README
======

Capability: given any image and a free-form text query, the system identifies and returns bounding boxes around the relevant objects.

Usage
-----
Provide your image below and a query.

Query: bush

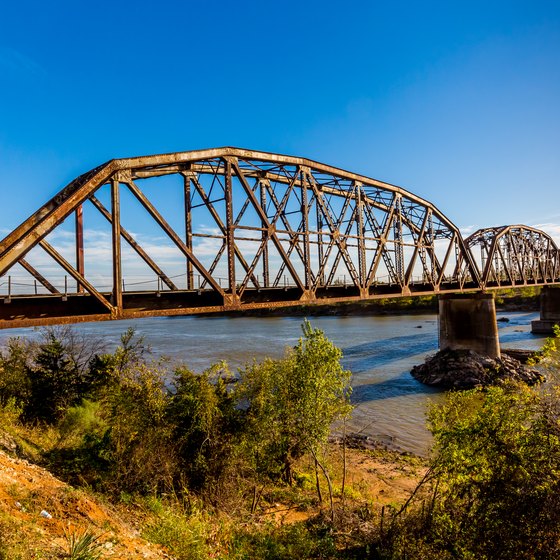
[229,520,338,560]
[0,327,107,424]
[239,321,352,485]
[427,383,560,559]
[0,338,32,408]
[143,502,212,560]
[168,362,241,498]
[376,381,560,559]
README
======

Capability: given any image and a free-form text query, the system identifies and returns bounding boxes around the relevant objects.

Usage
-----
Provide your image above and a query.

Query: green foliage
[1,322,353,500]
[65,529,103,560]
[57,400,104,447]
[428,383,560,558]
[493,286,541,306]
[377,381,560,559]
[0,398,23,430]
[528,324,560,372]
[0,327,107,424]
[239,320,352,484]
[143,505,211,560]
[229,521,338,560]
[98,358,175,494]
[41,329,174,493]
[0,338,32,408]
[292,321,353,449]
[168,362,240,495]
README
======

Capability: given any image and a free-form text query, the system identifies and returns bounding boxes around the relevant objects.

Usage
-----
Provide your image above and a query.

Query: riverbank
[0,434,425,559]
[0,312,556,558]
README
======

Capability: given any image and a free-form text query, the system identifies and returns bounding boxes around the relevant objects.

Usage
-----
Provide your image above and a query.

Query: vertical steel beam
[224,159,236,296]
[259,177,270,287]
[393,195,404,285]
[300,167,311,290]
[183,173,194,290]
[75,205,84,293]
[316,193,324,287]
[111,178,122,310]
[356,183,366,289]
[428,214,435,283]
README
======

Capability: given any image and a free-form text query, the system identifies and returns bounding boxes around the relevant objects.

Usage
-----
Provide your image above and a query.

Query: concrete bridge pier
[531,286,560,334]
[438,293,500,358]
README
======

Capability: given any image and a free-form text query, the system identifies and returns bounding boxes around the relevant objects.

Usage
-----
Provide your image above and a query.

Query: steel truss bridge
[0,147,558,328]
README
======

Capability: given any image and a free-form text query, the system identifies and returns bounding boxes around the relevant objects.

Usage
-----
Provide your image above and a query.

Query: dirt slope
[0,449,169,559]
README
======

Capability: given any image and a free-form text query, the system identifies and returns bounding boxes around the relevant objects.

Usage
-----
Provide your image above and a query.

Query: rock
[502,348,537,364]
[410,348,545,389]
[0,433,17,454]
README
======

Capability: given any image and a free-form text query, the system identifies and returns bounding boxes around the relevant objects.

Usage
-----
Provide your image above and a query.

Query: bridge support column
[439,293,500,358]
[531,286,560,334]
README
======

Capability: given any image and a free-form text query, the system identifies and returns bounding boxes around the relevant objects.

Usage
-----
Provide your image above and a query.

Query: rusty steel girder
[0,147,556,328]
[465,225,560,288]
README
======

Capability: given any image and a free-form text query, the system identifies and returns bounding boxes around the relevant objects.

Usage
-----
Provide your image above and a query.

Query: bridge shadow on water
[341,332,441,404]
[351,371,442,404]
[341,332,437,374]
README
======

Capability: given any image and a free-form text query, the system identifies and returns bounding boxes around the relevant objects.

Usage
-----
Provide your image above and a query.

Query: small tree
[26,331,80,422]
[0,338,32,408]
[239,320,352,511]
[375,327,560,558]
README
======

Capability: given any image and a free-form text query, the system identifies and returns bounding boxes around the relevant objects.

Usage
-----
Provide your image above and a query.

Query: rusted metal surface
[75,205,84,292]
[0,148,558,328]
[19,259,59,294]
[89,195,178,290]
[111,178,123,309]
[464,225,560,287]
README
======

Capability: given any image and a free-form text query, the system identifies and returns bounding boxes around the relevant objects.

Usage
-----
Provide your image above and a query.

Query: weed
[143,506,211,560]
[65,528,104,560]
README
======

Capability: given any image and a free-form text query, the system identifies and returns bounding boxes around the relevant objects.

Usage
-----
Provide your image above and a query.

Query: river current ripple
[0,311,544,456]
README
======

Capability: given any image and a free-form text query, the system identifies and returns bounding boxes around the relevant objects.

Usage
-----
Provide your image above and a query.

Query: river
[0,310,545,456]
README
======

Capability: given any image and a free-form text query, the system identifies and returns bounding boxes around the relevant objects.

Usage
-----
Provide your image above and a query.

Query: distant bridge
[0,147,558,328]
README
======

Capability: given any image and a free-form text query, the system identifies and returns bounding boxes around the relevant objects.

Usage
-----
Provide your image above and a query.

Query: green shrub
[377,381,560,559]
[238,321,352,485]
[426,383,560,559]
[167,362,242,501]
[229,521,338,560]
[99,360,176,494]
[0,327,107,424]
[0,338,32,408]
[65,528,103,560]
[143,505,211,560]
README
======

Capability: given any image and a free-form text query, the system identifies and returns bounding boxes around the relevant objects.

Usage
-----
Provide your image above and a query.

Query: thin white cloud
[0,47,46,77]
[459,225,477,236]
[531,223,560,246]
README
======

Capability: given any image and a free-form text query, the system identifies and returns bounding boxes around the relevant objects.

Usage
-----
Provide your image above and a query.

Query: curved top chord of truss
[0,147,555,327]
[465,225,560,288]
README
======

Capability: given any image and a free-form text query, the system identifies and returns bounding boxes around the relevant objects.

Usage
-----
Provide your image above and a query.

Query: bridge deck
[0,282,552,329]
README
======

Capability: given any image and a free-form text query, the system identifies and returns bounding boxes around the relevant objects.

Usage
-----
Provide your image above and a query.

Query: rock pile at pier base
[411,349,545,389]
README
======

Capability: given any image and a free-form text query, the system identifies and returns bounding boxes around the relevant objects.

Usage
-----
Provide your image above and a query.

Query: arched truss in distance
[0,147,481,324]
[465,225,560,288]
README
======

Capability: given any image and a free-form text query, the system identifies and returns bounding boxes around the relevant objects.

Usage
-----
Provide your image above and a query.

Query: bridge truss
[0,148,557,328]
[465,225,560,287]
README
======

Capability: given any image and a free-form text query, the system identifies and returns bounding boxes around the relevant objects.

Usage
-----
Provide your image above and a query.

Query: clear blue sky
[1,0,559,242]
